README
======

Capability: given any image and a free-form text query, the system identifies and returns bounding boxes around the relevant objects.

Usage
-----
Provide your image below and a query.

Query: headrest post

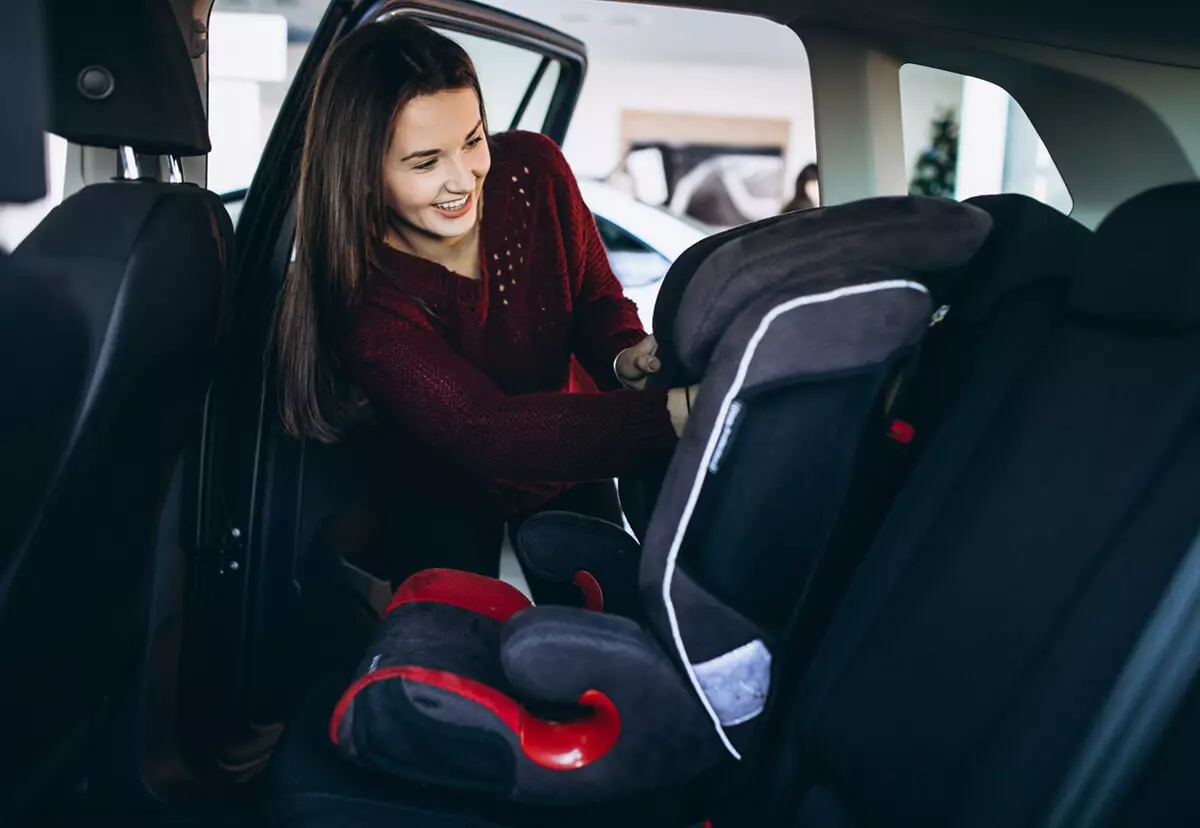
[166,155,184,184]
[117,146,141,180]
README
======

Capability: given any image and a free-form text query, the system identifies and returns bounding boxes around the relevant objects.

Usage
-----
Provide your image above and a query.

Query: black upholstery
[2,181,231,814]
[43,0,210,156]
[0,0,49,204]
[798,194,1093,668]
[0,0,66,558]
[0,0,231,817]
[763,183,1200,827]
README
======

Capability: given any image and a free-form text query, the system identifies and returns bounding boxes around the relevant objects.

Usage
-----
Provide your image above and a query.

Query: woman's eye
[466,136,483,149]
[414,159,437,171]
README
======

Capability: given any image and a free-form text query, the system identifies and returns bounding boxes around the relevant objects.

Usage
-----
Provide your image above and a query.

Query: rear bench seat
[793,192,1093,686]
[263,191,1103,827]
[754,181,1200,827]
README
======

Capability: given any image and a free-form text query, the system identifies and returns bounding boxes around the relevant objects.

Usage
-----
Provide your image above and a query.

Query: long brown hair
[277,16,486,442]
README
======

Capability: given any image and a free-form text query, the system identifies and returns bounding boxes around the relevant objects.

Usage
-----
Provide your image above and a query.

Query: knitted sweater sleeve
[344,303,677,482]
[536,136,649,391]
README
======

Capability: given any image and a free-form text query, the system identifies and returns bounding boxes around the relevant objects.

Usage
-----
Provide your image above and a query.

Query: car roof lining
[613,0,1200,69]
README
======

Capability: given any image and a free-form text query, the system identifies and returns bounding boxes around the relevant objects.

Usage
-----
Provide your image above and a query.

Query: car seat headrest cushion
[43,0,209,156]
[0,0,49,203]
[674,196,992,373]
[1070,182,1200,330]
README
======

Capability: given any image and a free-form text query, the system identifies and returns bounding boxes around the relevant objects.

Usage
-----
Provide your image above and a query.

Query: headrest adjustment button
[77,65,114,100]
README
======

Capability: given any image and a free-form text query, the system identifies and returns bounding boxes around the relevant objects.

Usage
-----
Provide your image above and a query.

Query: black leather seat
[0,0,232,817]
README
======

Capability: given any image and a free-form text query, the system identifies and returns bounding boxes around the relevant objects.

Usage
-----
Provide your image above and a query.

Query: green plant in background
[909,107,960,198]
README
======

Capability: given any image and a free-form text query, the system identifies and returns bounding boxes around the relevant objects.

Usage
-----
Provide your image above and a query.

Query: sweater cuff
[614,388,677,460]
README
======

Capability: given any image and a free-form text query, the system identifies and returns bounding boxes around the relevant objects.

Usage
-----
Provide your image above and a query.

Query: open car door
[181,0,587,782]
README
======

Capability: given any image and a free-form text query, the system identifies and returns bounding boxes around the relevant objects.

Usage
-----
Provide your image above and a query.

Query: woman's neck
[385,219,480,280]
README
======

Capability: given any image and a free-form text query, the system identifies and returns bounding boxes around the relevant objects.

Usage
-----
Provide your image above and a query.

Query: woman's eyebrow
[399,121,483,163]
[400,147,440,163]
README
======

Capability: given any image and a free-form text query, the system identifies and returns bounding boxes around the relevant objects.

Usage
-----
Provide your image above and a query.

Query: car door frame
[179,0,588,781]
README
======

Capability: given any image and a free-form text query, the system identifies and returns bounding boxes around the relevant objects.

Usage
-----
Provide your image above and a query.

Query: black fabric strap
[1044,522,1200,828]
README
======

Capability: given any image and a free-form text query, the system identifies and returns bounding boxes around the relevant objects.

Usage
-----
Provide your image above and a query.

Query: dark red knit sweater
[343,130,678,517]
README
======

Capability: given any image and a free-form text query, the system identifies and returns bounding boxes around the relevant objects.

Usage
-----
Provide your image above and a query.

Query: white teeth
[435,195,469,210]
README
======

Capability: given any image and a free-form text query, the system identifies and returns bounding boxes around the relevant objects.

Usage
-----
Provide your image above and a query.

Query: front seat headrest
[43,0,209,156]
[0,0,49,203]
[1070,182,1200,330]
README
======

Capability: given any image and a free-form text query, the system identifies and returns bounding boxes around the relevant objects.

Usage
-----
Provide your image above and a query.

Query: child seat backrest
[634,197,994,760]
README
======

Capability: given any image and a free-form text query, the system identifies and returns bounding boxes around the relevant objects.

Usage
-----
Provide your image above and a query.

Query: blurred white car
[222,178,708,331]
[577,178,710,330]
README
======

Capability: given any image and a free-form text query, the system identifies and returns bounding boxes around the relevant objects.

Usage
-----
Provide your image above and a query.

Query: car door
[180,0,587,780]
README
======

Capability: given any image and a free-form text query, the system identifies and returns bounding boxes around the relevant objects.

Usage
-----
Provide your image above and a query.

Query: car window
[437,29,563,132]
[900,64,1072,214]
[208,12,568,198]
[0,133,68,251]
[594,214,670,288]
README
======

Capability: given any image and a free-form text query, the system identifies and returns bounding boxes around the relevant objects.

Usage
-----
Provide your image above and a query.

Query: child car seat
[326,197,992,804]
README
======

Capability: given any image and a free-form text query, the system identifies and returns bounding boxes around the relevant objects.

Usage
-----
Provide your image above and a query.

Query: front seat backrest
[1,0,232,812]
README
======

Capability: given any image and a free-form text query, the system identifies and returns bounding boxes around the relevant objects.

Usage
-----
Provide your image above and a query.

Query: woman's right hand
[666,384,701,437]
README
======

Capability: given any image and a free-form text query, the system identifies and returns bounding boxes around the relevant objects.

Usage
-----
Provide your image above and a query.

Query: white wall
[561,57,818,190]
[899,64,965,179]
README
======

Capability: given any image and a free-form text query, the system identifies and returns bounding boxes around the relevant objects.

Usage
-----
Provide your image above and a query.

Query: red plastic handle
[572,570,604,612]
[330,665,621,771]
[519,687,620,770]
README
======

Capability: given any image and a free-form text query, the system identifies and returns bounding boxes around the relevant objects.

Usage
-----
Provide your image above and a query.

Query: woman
[276,17,697,591]
[782,162,820,212]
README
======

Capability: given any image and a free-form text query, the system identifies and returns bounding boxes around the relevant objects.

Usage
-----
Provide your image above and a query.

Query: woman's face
[804,177,820,207]
[383,87,490,241]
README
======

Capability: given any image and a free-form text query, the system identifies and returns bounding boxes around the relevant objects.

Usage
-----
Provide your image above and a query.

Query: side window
[899,64,1072,213]
[207,12,568,206]
[207,10,308,197]
[594,214,670,289]
[437,29,563,133]
[0,134,68,251]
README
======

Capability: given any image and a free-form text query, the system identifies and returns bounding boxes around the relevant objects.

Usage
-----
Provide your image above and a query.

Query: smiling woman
[275,16,699,590]
[381,91,490,278]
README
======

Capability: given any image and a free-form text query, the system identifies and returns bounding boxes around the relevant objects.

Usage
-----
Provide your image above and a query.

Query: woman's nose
[446,154,476,193]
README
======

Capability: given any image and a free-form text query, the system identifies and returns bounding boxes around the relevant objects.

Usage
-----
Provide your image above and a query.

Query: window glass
[437,29,563,133]
[207,14,568,199]
[207,10,309,196]
[899,64,1072,213]
[594,214,669,288]
[0,133,68,251]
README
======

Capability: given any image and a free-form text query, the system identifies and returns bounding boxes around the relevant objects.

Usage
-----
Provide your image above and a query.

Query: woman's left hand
[615,335,662,389]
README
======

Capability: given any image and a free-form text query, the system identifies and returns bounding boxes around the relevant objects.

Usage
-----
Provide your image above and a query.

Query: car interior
[3,0,1200,826]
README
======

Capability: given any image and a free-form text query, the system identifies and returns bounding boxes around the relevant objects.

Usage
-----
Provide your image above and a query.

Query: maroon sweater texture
[343,130,677,516]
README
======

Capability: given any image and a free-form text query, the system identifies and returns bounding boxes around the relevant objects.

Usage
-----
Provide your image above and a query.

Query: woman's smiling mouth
[433,193,472,217]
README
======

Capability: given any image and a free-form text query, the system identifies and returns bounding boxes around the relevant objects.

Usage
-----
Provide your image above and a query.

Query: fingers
[635,353,662,374]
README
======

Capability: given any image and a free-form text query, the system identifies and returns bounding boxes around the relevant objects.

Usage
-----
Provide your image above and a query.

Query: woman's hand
[666,384,700,438]
[615,335,662,389]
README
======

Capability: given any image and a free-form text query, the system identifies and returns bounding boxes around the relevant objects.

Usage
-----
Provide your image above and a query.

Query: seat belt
[1044,523,1200,828]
